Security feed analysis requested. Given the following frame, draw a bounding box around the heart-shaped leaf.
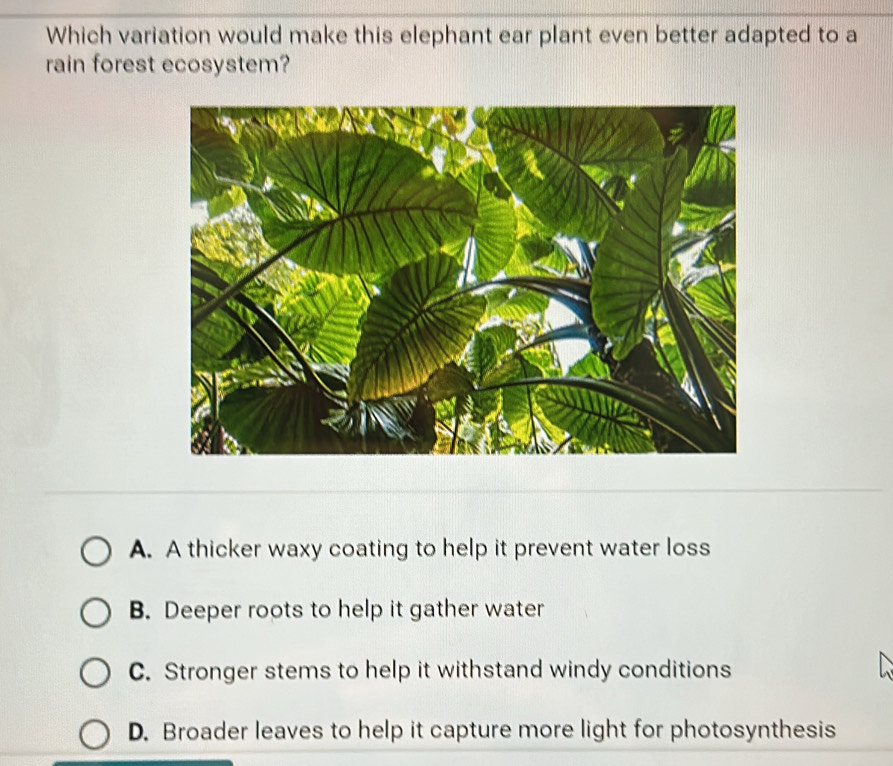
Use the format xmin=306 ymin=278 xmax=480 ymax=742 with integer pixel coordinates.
xmin=591 ymin=149 xmax=687 ymax=359
xmin=488 ymin=107 xmax=664 ymax=240
xmin=260 ymin=132 xmax=476 ymax=275
xmin=347 ymin=253 xmax=485 ymax=401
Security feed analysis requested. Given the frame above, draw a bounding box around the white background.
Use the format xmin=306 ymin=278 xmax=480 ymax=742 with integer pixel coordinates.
xmin=1 ymin=1 xmax=892 ymax=762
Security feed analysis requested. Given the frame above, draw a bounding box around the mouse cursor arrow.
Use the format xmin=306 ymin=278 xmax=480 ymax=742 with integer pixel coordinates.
xmin=880 ymin=651 xmax=893 ymax=680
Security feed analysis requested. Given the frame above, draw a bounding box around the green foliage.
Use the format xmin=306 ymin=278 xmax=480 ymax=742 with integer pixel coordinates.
xmin=488 ymin=108 xmax=664 ymax=240
xmin=347 ymin=254 xmax=486 ymax=401
xmin=591 ymin=149 xmax=687 ymax=359
xmin=536 ymin=385 xmax=653 ymax=453
xmin=278 ymin=273 xmax=368 ymax=364
xmin=684 ymin=106 xmax=736 ymax=208
xmin=191 ymin=110 xmax=253 ymax=204
xmin=259 ymin=132 xmax=476 ymax=274
xmin=453 ymin=162 xmax=517 ymax=280
xmin=191 ymin=106 xmax=736 ymax=454
xmin=219 ymin=383 xmax=343 ymax=453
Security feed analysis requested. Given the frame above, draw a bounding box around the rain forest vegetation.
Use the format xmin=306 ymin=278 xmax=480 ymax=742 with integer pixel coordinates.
xmin=191 ymin=106 xmax=736 ymax=454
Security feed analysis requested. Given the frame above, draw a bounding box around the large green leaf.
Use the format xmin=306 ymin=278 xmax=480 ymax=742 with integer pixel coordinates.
xmin=488 ymin=108 xmax=664 ymax=240
xmin=191 ymin=112 xmax=253 ymax=203
xmin=501 ymin=358 xmax=541 ymax=444
xmin=455 ymin=163 xmax=516 ymax=280
xmin=190 ymin=289 xmax=243 ymax=371
xmin=502 ymin=385 xmax=537 ymax=444
xmin=219 ymin=383 xmax=343 ymax=453
xmin=537 ymin=385 xmax=653 ymax=453
xmin=684 ymin=106 xmax=735 ymax=208
xmin=706 ymin=222 xmax=736 ymax=264
xmin=260 ymin=132 xmax=476 ymax=275
xmin=567 ymin=352 xmax=612 ymax=379
xmin=347 ymin=254 xmax=485 ymax=401
xmin=483 ymin=376 xmax=730 ymax=453
xmin=236 ymin=117 xmax=279 ymax=185
xmin=469 ymin=325 xmax=518 ymax=381
xmin=679 ymin=201 xmax=734 ymax=231
xmin=591 ymin=149 xmax=688 ymax=359
xmin=498 ymin=357 xmax=563 ymax=446
xmin=687 ymin=267 xmax=736 ymax=323
xmin=220 ymin=377 xmax=436 ymax=454
xmin=280 ymin=274 xmax=368 ymax=364
xmin=191 ymin=258 xmax=256 ymax=372
xmin=484 ymin=286 xmax=550 ymax=320
xmin=517 ymin=233 xmax=560 ymax=265
xmin=426 ymin=363 xmax=475 ymax=402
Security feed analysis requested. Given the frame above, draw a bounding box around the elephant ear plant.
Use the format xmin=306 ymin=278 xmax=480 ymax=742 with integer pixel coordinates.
xmin=191 ymin=106 xmax=736 ymax=454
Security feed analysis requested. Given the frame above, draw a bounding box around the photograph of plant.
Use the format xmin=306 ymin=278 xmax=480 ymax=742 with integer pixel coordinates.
xmin=191 ymin=106 xmax=735 ymax=454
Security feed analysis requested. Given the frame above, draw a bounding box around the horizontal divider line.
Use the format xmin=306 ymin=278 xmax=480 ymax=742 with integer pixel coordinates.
xmin=5 ymin=12 xmax=893 ymax=18
xmin=45 ymin=488 xmax=884 ymax=495
xmin=8 ymin=746 xmax=893 ymax=755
